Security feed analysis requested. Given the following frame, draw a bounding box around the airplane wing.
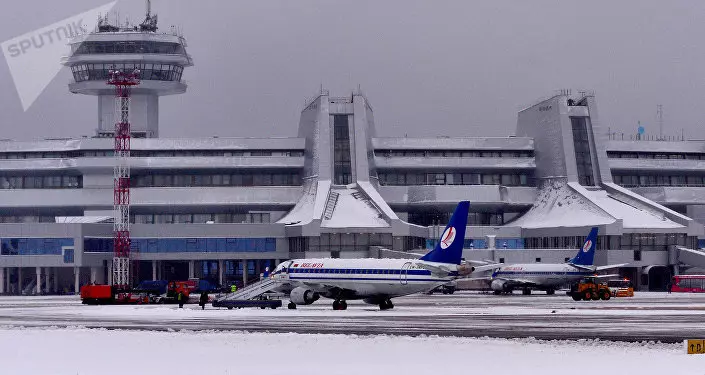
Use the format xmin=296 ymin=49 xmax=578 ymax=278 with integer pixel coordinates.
xmin=466 ymin=259 xmax=498 ymax=266
xmin=569 ymin=263 xmax=595 ymax=272
xmin=595 ymin=273 xmax=621 ymax=280
xmin=596 ymin=263 xmax=629 ymax=271
xmin=471 ymin=263 xmax=504 ymax=273
xmin=415 ymin=262 xmax=454 ymax=276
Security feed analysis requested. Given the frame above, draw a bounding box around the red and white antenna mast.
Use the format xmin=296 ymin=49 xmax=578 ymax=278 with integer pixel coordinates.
xmin=107 ymin=69 xmax=140 ymax=290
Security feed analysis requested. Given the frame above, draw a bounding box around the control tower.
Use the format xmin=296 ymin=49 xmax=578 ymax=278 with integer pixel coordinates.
xmin=62 ymin=2 xmax=192 ymax=138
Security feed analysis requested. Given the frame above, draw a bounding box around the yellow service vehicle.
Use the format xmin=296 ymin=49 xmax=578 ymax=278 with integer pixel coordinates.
xmin=568 ymin=276 xmax=611 ymax=301
xmin=607 ymin=278 xmax=634 ymax=297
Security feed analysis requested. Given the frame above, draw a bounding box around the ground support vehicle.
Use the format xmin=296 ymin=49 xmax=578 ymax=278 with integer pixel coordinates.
xmin=426 ymin=281 xmax=457 ymax=295
xmin=607 ymin=279 xmax=634 ymax=297
xmin=567 ymin=277 xmax=611 ymax=301
xmin=212 ymin=293 xmax=282 ymax=309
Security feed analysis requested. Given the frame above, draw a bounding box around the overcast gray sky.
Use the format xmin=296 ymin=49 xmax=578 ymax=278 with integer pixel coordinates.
xmin=2 ymin=0 xmax=705 ymax=140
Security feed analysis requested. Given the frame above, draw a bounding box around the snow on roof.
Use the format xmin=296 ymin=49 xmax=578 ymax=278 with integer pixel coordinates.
xmin=509 ymin=180 xmax=614 ymax=229
xmin=573 ymin=183 xmax=684 ymax=229
xmin=277 ymin=181 xmax=319 ymax=226
xmin=358 ymin=181 xmax=399 ymax=220
xmin=607 ymin=140 xmax=705 ymax=154
xmin=322 ymin=188 xmax=389 ymax=228
xmin=55 ymin=216 xmax=112 ymax=224
xmin=511 ymin=180 xmax=685 ymax=230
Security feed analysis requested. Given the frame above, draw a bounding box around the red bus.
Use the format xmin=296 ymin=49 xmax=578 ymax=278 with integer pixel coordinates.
xmin=670 ymin=275 xmax=705 ymax=293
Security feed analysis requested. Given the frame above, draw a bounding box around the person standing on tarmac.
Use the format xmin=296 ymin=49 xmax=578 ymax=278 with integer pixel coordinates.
xmin=199 ymin=291 xmax=208 ymax=310
xmin=177 ymin=291 xmax=184 ymax=308
xmin=230 ymin=283 xmax=237 ymax=293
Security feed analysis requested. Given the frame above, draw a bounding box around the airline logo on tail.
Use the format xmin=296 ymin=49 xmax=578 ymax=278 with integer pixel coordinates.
xmin=582 ymin=239 xmax=593 ymax=253
xmin=440 ymin=227 xmax=456 ymax=249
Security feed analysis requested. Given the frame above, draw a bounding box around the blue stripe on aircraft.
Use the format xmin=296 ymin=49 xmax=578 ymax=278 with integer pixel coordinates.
xmin=288 ymin=276 xmax=446 ymax=282
xmin=290 ymin=268 xmax=433 ymax=276
xmin=493 ymin=271 xmax=591 ymax=276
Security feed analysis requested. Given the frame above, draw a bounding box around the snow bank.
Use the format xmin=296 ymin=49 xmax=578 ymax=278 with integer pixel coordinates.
xmin=0 ymin=328 xmax=699 ymax=375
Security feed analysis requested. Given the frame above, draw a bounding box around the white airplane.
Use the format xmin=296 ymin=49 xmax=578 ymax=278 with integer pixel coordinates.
xmin=473 ymin=227 xmax=625 ymax=295
xmin=270 ymin=201 xmax=472 ymax=310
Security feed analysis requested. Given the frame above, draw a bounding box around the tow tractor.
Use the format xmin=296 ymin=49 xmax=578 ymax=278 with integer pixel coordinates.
xmin=567 ymin=276 xmax=611 ymax=301
xmin=81 ymin=279 xmax=201 ymax=305
xmin=607 ymin=278 xmax=634 ymax=297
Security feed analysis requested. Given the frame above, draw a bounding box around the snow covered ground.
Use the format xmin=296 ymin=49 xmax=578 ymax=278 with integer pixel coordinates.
xmin=0 ymin=327 xmax=701 ymax=375
xmin=0 ymin=292 xmax=704 ymax=342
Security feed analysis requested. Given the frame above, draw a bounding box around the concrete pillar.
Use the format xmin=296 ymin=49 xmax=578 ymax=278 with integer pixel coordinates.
xmin=53 ymin=268 xmax=58 ymax=293
xmin=242 ymin=260 xmax=248 ymax=287
xmin=107 ymin=262 xmax=113 ymax=285
xmin=188 ymin=260 xmax=195 ymax=279
xmin=5 ymin=268 xmax=9 ymax=294
xmin=18 ymin=267 xmax=22 ymax=294
xmin=0 ymin=268 xmax=5 ymax=294
xmin=90 ymin=267 xmax=98 ymax=284
xmin=44 ymin=268 xmax=50 ymax=295
xmin=218 ymin=260 xmax=224 ymax=286
xmin=36 ymin=267 xmax=41 ymax=295
xmin=152 ymin=261 xmax=157 ymax=281
xmin=74 ymin=267 xmax=80 ymax=295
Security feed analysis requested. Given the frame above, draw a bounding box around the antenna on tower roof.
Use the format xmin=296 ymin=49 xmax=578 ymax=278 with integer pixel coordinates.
xmin=140 ymin=0 xmax=158 ymax=32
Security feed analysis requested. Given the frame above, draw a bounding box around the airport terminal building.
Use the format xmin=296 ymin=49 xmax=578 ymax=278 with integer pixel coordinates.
xmin=1 ymin=23 xmax=705 ymax=295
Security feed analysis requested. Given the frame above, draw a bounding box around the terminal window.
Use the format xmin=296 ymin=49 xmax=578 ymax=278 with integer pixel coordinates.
xmin=571 ymin=117 xmax=595 ymax=186
xmin=333 ymin=115 xmax=352 ymax=185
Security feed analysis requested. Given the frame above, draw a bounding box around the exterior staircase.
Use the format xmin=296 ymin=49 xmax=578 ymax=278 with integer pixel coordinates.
xmin=323 ymin=191 xmax=340 ymax=220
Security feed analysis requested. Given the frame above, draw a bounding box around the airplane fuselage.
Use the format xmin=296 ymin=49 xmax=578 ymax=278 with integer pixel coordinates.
xmin=492 ymin=263 xmax=594 ymax=289
xmin=271 ymin=258 xmax=456 ymax=300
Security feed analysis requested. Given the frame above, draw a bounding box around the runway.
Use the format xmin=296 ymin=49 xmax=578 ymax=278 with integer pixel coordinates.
xmin=1 ymin=292 xmax=704 ymax=343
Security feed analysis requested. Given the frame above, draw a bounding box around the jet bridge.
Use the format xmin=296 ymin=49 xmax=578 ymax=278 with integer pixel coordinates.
xmin=212 ymin=278 xmax=283 ymax=309
xmin=676 ymin=247 xmax=705 ymax=269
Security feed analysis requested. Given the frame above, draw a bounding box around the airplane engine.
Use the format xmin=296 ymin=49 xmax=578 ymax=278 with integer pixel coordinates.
xmin=289 ymin=287 xmax=319 ymax=305
xmin=457 ymin=264 xmax=475 ymax=276
xmin=490 ymin=279 xmax=507 ymax=292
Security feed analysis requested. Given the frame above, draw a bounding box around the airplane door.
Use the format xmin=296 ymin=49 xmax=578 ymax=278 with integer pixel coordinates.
xmin=400 ymin=262 xmax=412 ymax=285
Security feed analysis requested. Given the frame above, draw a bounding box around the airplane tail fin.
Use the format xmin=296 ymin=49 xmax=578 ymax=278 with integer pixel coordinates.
xmin=569 ymin=227 xmax=598 ymax=266
xmin=419 ymin=201 xmax=470 ymax=265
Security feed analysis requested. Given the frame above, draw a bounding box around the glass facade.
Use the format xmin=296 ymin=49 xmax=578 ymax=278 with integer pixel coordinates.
xmin=614 ymin=174 xmax=705 ymax=187
xmin=0 ymin=150 xmax=304 ymax=159
xmin=132 ymin=172 xmax=301 ymax=188
xmin=0 ymin=216 xmax=56 ymax=223
xmin=0 ymin=175 xmax=81 ymax=189
xmin=377 ymin=150 xmax=533 ymax=158
xmin=1 ymin=238 xmax=74 ymax=255
xmin=408 ymin=212 xmax=506 ymax=226
xmin=71 ymin=63 xmax=184 ymax=83
xmin=571 ymin=117 xmax=595 ymax=186
xmin=83 ymin=238 xmax=276 ymax=253
xmin=378 ymin=172 xmax=533 ymax=186
xmin=521 ymin=233 xmax=696 ymax=252
xmin=132 ymin=212 xmax=271 ymax=224
xmin=608 ymin=151 xmax=705 ymax=160
xmin=289 ymin=233 xmax=395 ymax=253
xmin=72 ymin=41 xmax=186 ymax=55
xmin=333 ymin=115 xmax=352 ymax=185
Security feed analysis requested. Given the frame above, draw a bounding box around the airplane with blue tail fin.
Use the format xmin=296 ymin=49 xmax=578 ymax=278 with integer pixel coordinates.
xmin=270 ymin=201 xmax=473 ymax=310
xmin=472 ymin=227 xmax=627 ymax=295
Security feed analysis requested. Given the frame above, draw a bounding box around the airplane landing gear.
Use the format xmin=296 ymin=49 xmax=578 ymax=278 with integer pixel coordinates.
xmin=288 ymin=302 xmax=297 ymax=309
xmin=379 ymin=299 xmax=394 ymax=310
xmin=332 ymin=299 xmax=347 ymax=310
